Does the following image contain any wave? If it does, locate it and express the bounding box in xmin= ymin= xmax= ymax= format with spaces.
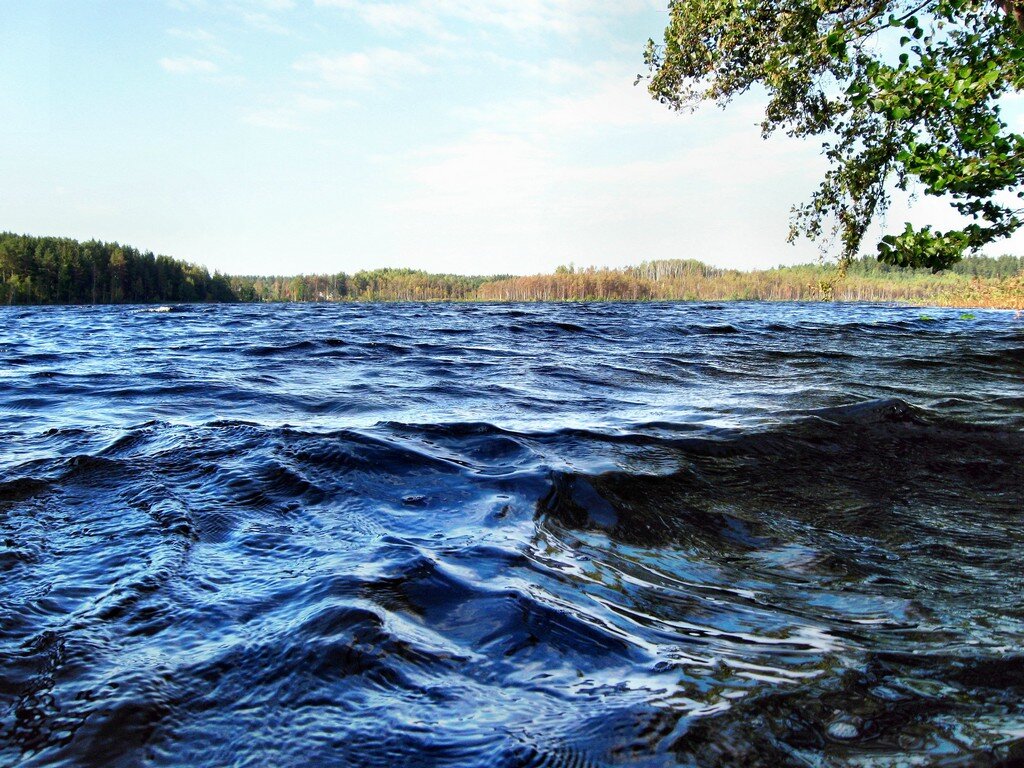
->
xmin=2 ymin=303 xmax=1023 ymax=766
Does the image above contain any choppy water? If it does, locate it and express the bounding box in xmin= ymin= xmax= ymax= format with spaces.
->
xmin=1 ymin=302 xmax=1023 ymax=767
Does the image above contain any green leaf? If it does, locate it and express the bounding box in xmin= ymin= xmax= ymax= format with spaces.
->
xmin=646 ymin=0 xmax=1024 ymax=271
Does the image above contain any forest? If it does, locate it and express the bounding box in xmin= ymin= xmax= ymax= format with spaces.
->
xmin=2 ymin=232 xmax=1022 ymax=308
xmin=0 ymin=233 xmax=234 ymax=304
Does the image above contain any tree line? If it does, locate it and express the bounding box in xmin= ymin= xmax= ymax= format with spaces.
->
xmin=228 ymin=268 xmax=498 ymax=303
xmin=474 ymin=259 xmax=1024 ymax=306
xmin=0 ymin=233 xmax=234 ymax=305
xmin=1 ymin=233 xmax=1021 ymax=308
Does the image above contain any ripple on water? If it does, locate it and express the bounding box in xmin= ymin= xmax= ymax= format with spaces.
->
xmin=0 ymin=302 xmax=1023 ymax=766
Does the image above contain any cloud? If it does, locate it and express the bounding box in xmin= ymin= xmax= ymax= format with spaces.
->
xmin=167 ymin=27 xmax=232 ymax=58
xmin=384 ymin=125 xmax=824 ymax=272
xmin=166 ymin=0 xmax=210 ymax=10
xmin=479 ymin=54 xmax=610 ymax=86
xmin=243 ymin=94 xmax=339 ymax=131
xmin=168 ymin=0 xmax=294 ymax=9
xmin=313 ymin=0 xmax=449 ymax=36
xmin=389 ymin=71 xmax=688 ymax=213
xmin=313 ymin=0 xmax=660 ymax=38
xmin=239 ymin=10 xmax=293 ymax=34
xmin=159 ymin=56 xmax=219 ymax=74
xmin=432 ymin=0 xmax=656 ymax=34
xmin=401 ymin=132 xmax=556 ymax=215
xmin=477 ymin=78 xmax=681 ymax=139
xmin=168 ymin=27 xmax=216 ymax=42
xmin=293 ymin=48 xmax=429 ymax=90
xmin=373 ymin=69 xmax=828 ymax=273
xmin=167 ymin=0 xmax=296 ymax=34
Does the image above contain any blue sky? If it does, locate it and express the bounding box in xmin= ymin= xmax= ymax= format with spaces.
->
xmin=1 ymin=0 xmax=1020 ymax=276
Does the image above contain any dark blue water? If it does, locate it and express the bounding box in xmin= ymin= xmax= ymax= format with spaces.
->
xmin=1 ymin=302 xmax=1023 ymax=767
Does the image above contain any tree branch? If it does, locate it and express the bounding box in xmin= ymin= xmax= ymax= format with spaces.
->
xmin=996 ymin=0 xmax=1024 ymax=27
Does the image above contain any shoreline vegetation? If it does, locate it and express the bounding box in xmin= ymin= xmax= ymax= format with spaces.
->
xmin=2 ymin=232 xmax=1022 ymax=309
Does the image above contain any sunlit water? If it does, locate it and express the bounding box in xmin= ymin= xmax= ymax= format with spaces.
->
xmin=1 ymin=302 xmax=1022 ymax=767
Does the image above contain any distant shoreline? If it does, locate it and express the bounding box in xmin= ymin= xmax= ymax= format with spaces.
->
xmin=2 ymin=299 xmax=1021 ymax=315
xmin=3 ymin=232 xmax=1023 ymax=309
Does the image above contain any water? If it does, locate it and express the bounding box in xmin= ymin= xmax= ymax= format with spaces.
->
xmin=1 ymin=301 xmax=1022 ymax=767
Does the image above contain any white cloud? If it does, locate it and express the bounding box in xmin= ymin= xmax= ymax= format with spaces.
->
xmin=293 ymin=48 xmax=429 ymax=90
xmin=395 ymin=119 xmax=811 ymax=220
xmin=243 ymin=94 xmax=339 ymax=131
xmin=159 ymin=56 xmax=219 ymax=74
xmin=239 ymin=10 xmax=293 ymax=34
xmin=518 ymin=78 xmax=681 ymax=135
xmin=314 ymin=0 xmax=661 ymax=38
xmin=313 ymin=0 xmax=450 ymax=37
xmin=167 ymin=0 xmax=295 ymax=34
xmin=167 ymin=27 xmax=232 ymax=58
xmin=166 ymin=0 xmax=210 ymax=10
xmin=402 ymin=132 xmax=556 ymax=214
xmin=168 ymin=26 xmax=215 ymax=42
xmin=432 ymin=0 xmax=656 ymax=33
xmin=479 ymin=54 xmax=609 ymax=86
xmin=168 ymin=0 xmax=294 ymax=9
xmin=383 ymin=71 xmax=681 ymax=221
xmin=383 ymin=129 xmax=825 ymax=273
xmin=374 ymin=71 xmax=828 ymax=273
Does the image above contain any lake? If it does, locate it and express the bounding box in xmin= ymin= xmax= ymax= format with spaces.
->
xmin=1 ymin=301 xmax=1022 ymax=766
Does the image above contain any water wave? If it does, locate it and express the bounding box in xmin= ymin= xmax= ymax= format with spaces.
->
xmin=1 ymin=302 xmax=1022 ymax=766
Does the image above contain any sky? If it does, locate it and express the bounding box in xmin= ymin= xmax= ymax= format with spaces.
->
xmin=1 ymin=0 xmax=1021 ymax=276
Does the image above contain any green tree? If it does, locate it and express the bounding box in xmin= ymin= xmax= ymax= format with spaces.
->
xmin=644 ymin=0 xmax=1024 ymax=271
xmin=109 ymin=246 xmax=127 ymax=302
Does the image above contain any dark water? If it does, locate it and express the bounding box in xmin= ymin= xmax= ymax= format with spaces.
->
xmin=1 ymin=302 xmax=1023 ymax=767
